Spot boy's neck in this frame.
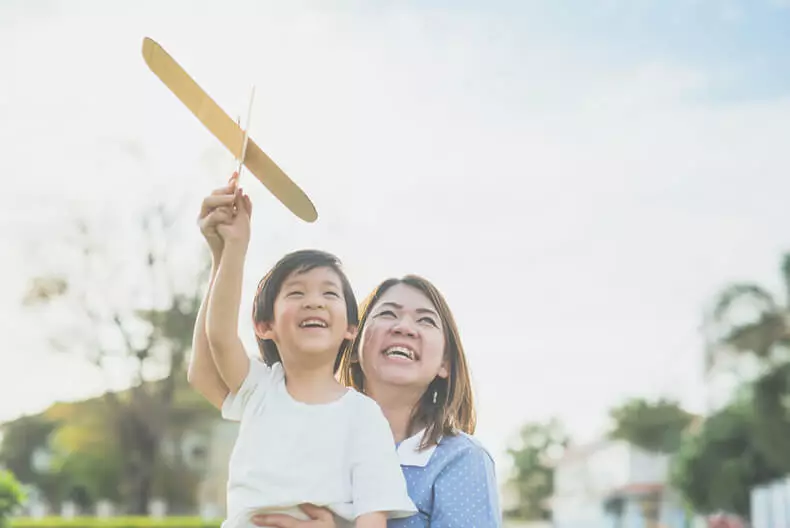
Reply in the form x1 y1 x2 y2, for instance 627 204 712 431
366 384 424 443
280 356 345 404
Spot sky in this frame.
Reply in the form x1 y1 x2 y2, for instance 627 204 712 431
3 0 790 480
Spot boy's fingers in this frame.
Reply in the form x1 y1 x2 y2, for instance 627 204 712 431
199 194 237 219
228 171 239 191
242 194 252 217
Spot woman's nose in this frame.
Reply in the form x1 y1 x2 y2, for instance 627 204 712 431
391 318 418 337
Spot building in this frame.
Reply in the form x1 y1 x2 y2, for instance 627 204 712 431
550 440 689 528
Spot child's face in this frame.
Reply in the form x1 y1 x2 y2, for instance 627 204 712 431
357 283 448 391
259 266 356 365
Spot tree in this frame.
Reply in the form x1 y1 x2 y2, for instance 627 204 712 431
505 418 569 520
608 397 695 453
0 470 26 528
22 201 210 514
749 361 790 473
671 398 784 519
0 403 121 509
0 415 58 494
45 400 123 509
703 253 790 472
703 253 790 375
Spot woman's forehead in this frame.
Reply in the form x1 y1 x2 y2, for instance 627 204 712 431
375 283 436 312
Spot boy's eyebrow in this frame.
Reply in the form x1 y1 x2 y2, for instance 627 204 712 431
283 279 341 289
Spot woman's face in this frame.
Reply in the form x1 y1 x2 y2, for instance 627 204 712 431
357 283 448 392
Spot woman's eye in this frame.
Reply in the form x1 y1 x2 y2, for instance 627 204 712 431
375 310 396 318
419 317 438 327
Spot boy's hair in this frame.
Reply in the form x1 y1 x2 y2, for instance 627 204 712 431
337 275 476 449
252 249 358 372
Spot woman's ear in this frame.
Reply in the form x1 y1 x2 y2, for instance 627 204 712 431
437 358 450 379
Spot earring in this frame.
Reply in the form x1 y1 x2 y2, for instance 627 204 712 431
432 390 438 404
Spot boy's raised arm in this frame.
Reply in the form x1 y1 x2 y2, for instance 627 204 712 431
206 191 252 394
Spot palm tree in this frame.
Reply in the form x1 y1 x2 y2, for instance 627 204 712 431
703 252 790 471
703 253 790 377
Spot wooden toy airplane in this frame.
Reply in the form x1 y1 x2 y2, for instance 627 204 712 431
141 37 318 223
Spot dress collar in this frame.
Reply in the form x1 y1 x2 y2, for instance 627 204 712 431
396 428 440 467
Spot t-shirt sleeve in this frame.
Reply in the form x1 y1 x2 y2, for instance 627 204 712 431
220 357 275 421
350 397 417 519
431 443 502 527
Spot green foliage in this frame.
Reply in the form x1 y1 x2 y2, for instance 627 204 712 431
55 450 122 508
0 470 26 528
0 416 57 485
750 361 790 473
608 397 695 453
671 399 785 518
9 518 219 528
0 401 124 509
505 418 569 520
688 252 790 519
705 253 790 369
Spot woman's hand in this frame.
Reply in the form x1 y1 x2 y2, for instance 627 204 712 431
198 173 239 263
251 504 336 528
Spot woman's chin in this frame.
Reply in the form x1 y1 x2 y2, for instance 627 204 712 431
371 365 431 390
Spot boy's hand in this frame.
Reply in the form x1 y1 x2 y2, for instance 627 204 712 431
198 174 239 262
216 188 252 250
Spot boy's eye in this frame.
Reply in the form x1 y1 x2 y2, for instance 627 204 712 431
324 291 340 298
286 291 304 297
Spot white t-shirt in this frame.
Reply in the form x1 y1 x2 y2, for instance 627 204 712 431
221 358 416 528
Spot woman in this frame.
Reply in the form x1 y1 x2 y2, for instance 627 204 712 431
193 181 501 527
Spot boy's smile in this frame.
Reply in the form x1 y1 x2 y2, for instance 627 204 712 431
257 266 356 366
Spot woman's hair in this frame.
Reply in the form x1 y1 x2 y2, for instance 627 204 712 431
252 249 358 372
338 275 476 449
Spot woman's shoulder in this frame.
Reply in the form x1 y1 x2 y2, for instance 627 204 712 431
438 431 493 454
434 432 496 467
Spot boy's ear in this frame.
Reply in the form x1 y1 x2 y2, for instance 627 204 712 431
345 324 358 341
254 320 275 341
346 325 359 360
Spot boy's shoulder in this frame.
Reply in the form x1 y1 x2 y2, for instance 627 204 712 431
341 387 382 411
340 389 391 425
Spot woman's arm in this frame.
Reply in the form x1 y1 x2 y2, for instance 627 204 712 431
251 504 337 528
431 442 502 527
187 261 230 408
187 181 238 407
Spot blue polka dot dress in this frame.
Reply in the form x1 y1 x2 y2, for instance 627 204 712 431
389 431 502 527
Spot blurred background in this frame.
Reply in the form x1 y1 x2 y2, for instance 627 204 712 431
3 1 790 527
